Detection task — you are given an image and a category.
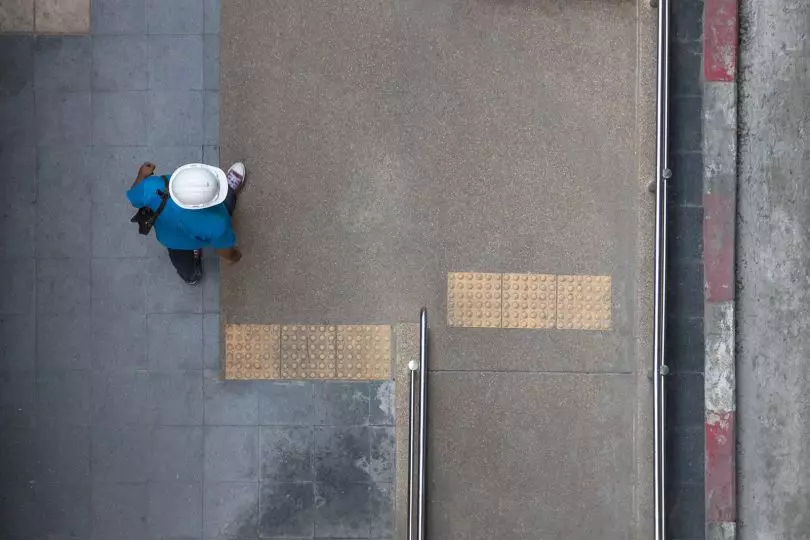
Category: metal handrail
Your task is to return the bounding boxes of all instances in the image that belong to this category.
[653,0,671,537]
[407,308,428,540]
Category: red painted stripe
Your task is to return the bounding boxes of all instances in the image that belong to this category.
[704,194,735,302]
[704,0,738,82]
[706,411,736,522]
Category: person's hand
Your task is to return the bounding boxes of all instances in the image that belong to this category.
[228,248,242,264]
[138,162,156,178]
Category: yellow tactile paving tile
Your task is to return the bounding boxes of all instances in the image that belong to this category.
[447,272,503,328]
[279,325,337,379]
[501,274,557,329]
[556,275,612,330]
[335,325,392,380]
[224,324,280,380]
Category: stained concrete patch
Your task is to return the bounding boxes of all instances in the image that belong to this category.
[447,272,503,328]
[224,324,279,379]
[556,275,612,330]
[502,273,557,329]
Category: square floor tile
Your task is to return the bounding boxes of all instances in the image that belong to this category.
[314,426,370,485]
[258,482,314,538]
[36,198,91,258]
[92,201,149,257]
[0,36,33,94]
[91,145,149,202]
[204,425,258,482]
[203,0,218,33]
[34,424,90,483]
[91,369,151,425]
[145,257,203,314]
[0,259,35,316]
[92,483,149,540]
[92,91,148,145]
[0,483,37,538]
[151,425,203,482]
[0,204,36,259]
[146,0,202,34]
[147,314,203,370]
[36,369,92,426]
[369,426,394,483]
[33,482,91,539]
[92,257,147,314]
[369,380,394,426]
[0,91,36,146]
[92,310,148,370]
[37,313,93,370]
[35,91,91,145]
[92,35,147,91]
[203,34,219,90]
[35,0,90,33]
[204,376,258,425]
[257,381,314,425]
[148,35,202,90]
[91,0,145,34]
[0,370,34,427]
[36,257,91,314]
[0,314,35,372]
[36,144,93,202]
[314,481,370,538]
[0,0,33,31]
[0,427,35,484]
[224,324,280,380]
[148,371,204,425]
[260,426,313,482]
[203,313,220,371]
[0,144,36,205]
[203,90,219,145]
[34,36,91,92]
[91,424,152,481]
[148,90,203,146]
[203,481,259,539]
[148,482,202,538]
[369,482,394,538]
[314,381,370,426]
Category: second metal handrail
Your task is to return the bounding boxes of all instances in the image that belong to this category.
[407,308,428,540]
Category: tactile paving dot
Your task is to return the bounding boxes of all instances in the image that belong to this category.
[224,324,280,380]
[280,325,337,379]
[335,325,392,380]
[447,272,503,328]
[501,274,557,329]
[556,275,612,330]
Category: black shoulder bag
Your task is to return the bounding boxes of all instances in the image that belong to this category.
[131,175,170,236]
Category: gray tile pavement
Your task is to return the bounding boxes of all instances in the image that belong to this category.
[0,1,395,537]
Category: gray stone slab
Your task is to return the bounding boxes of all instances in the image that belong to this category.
[146,0,203,34]
[258,482,314,538]
[34,424,90,484]
[0,144,36,205]
[147,314,203,370]
[203,313,220,371]
[257,381,314,425]
[313,381,369,426]
[91,146,147,203]
[0,91,35,146]
[203,34,219,90]
[203,90,219,145]
[92,0,146,34]
[91,369,151,425]
[92,257,148,314]
[368,426,394,484]
[148,90,204,146]
[148,371,204,425]
[259,425,313,482]
[0,370,34,427]
[92,311,148,370]
[35,91,91,146]
[33,36,91,92]
[369,482,394,539]
[204,425,259,482]
[36,313,93,371]
[0,427,34,484]
[36,258,91,314]
[427,372,635,540]
[36,197,91,258]
[148,35,203,90]
[144,258,203,314]
[0,314,35,372]
[203,0,218,34]
[33,482,91,539]
[0,35,33,95]
[151,425,204,482]
[203,481,259,539]
[0,204,36,259]
[92,91,149,146]
[92,201,150,258]
[203,376,258,425]
[36,369,92,426]
[0,259,35,315]
[92,35,148,91]
[369,380,393,426]
[91,424,153,482]
[147,482,203,538]
[36,145,93,201]
[314,426,369,485]
[91,483,150,540]
[314,481,370,538]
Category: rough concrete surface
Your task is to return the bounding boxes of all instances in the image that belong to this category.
[737,0,810,538]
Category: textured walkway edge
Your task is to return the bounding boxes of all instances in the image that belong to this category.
[703,0,738,538]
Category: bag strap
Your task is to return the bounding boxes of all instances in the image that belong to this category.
[153,175,171,220]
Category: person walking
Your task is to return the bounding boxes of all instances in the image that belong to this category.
[127,161,246,285]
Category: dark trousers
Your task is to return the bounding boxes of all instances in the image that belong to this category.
[168,187,237,283]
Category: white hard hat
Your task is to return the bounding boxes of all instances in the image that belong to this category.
[169,163,228,210]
